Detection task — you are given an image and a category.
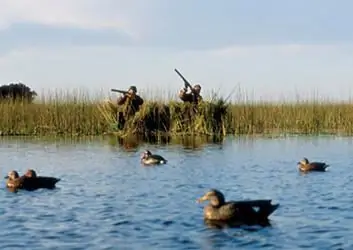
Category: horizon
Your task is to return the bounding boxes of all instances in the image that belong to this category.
[19,85,353,104]
[1,0,353,102]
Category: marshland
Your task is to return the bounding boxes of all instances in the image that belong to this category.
[2,86,353,249]
[3,0,351,248]
[1,87,353,137]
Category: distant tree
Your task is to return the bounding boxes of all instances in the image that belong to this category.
[0,82,37,103]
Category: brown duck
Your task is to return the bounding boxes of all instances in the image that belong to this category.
[197,189,279,226]
[5,170,22,189]
[297,158,329,172]
[5,169,60,191]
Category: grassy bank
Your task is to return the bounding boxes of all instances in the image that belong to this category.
[1,89,353,136]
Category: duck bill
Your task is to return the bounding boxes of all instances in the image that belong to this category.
[4,176,9,179]
[196,195,207,203]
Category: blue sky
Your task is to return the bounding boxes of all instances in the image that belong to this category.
[1,0,353,101]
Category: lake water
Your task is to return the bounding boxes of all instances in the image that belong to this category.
[0,135,352,250]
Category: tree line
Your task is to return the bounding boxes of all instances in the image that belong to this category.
[0,83,37,102]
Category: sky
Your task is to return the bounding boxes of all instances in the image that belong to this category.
[1,0,353,102]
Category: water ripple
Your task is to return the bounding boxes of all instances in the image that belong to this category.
[0,136,352,249]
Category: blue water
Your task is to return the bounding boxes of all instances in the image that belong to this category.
[0,135,353,249]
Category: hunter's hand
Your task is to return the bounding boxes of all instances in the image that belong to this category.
[126,93,136,99]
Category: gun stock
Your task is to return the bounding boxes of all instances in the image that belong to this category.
[174,69,193,90]
[111,89,128,95]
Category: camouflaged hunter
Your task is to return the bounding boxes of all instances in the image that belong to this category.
[116,86,144,127]
[178,84,202,105]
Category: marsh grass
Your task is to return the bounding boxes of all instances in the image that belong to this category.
[1,88,353,137]
[227,101,353,135]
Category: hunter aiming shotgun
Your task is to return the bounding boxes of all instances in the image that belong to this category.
[174,69,193,91]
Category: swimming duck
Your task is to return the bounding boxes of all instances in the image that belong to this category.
[140,150,167,165]
[22,169,61,190]
[4,170,23,189]
[4,169,60,191]
[197,189,279,226]
[297,158,329,172]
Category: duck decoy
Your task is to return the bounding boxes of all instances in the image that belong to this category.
[197,189,279,227]
[4,169,60,191]
[4,170,23,189]
[297,158,329,172]
[140,150,167,165]
[22,169,61,190]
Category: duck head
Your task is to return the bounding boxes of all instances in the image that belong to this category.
[140,150,152,160]
[297,157,309,165]
[197,189,225,207]
[4,170,20,180]
[25,169,37,178]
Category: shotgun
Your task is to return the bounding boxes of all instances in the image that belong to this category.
[111,89,128,95]
[174,69,193,90]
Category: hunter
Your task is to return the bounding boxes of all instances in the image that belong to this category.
[178,84,202,105]
[116,86,144,127]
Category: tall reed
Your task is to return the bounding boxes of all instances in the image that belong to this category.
[0,88,352,137]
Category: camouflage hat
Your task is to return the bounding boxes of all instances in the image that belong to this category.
[129,86,137,93]
[193,84,201,89]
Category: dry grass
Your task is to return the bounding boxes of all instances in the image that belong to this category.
[0,89,108,136]
[226,102,353,135]
[0,88,352,137]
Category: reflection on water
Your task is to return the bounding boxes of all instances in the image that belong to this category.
[204,218,272,230]
[107,134,225,151]
[6,187,18,194]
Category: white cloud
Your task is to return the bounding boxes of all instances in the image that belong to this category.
[0,0,158,40]
[208,46,252,57]
[276,44,339,56]
[209,44,340,57]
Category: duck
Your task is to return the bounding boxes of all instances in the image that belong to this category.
[22,169,61,190]
[140,150,167,165]
[197,189,279,226]
[4,170,23,189]
[297,158,329,172]
[4,169,60,191]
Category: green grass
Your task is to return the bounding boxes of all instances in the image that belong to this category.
[0,88,352,137]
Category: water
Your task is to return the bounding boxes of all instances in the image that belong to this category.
[0,135,353,250]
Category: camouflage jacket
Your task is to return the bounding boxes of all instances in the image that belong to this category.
[117,94,144,117]
[179,90,202,105]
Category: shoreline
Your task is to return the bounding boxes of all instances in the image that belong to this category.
[0,130,351,139]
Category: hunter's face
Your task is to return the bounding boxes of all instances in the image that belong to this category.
[194,86,201,94]
[128,89,136,95]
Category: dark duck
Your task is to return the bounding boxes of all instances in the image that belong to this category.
[5,169,60,191]
[140,150,167,165]
[297,158,329,172]
[23,169,60,190]
[197,189,279,227]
